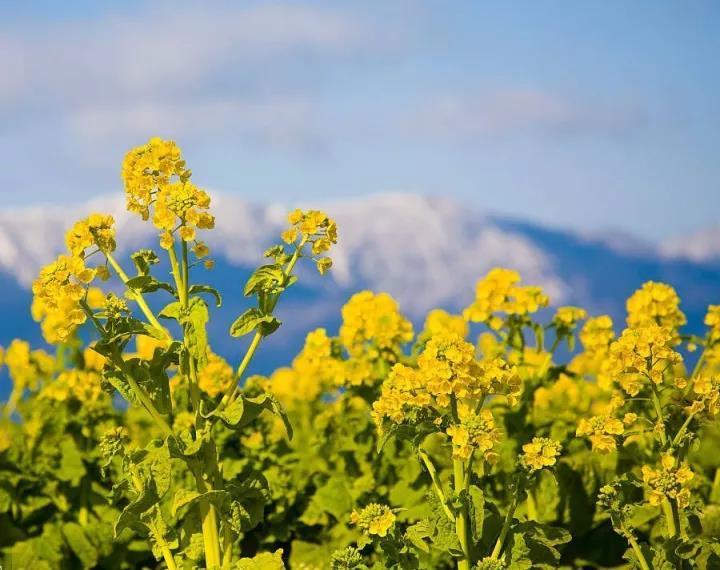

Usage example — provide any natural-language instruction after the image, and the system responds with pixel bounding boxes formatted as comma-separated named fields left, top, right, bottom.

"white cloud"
left=66, top=97, right=320, bottom=149
left=406, top=90, right=646, bottom=140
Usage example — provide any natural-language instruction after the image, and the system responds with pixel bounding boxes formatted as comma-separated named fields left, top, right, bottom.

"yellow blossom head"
left=626, top=281, right=686, bottom=333
left=350, top=503, right=395, bottom=537
left=520, top=437, right=562, bottom=472
left=463, top=267, right=549, bottom=324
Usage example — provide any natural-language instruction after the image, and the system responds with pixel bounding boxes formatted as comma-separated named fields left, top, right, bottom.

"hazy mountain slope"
left=0, top=193, right=718, bottom=384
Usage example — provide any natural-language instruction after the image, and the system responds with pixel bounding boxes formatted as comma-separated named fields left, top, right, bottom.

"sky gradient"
left=0, top=0, right=718, bottom=239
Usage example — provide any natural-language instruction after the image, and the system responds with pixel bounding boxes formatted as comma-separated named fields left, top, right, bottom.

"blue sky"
left=0, top=1, right=718, bottom=239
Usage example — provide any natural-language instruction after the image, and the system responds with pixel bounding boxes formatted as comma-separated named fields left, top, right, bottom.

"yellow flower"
left=576, top=415, right=624, bottom=453
left=31, top=255, right=95, bottom=343
left=553, top=306, right=588, bottom=329
left=122, top=137, right=214, bottom=246
left=521, top=437, right=562, bottom=472
left=282, top=209, right=337, bottom=273
left=266, top=328, right=344, bottom=405
left=626, top=281, right=686, bottom=333
left=65, top=213, right=116, bottom=257
left=41, top=370, right=104, bottom=403
left=447, top=406, right=501, bottom=462
left=350, top=503, right=395, bottom=537
left=422, top=309, right=469, bottom=339
left=339, top=291, right=413, bottom=358
left=197, top=352, right=234, bottom=397
left=463, top=268, right=548, bottom=324
left=642, top=453, right=694, bottom=508
left=705, top=305, right=720, bottom=340
left=192, top=242, right=210, bottom=259
left=607, top=324, right=682, bottom=396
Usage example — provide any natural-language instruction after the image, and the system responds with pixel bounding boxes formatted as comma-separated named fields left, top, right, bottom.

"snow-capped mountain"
left=1, top=192, right=719, bottom=376
left=662, top=226, right=720, bottom=265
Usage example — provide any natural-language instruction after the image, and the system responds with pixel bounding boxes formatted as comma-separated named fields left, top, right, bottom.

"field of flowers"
left=2, top=138, right=720, bottom=569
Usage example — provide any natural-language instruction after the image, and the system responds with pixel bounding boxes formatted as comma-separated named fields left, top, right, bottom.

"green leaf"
left=171, top=488, right=229, bottom=517
left=206, top=393, right=292, bottom=439
left=235, top=549, right=285, bottom=569
left=184, top=297, right=209, bottom=368
left=308, top=476, right=353, bottom=521
left=57, top=437, right=86, bottom=485
left=243, top=264, right=286, bottom=297
left=125, top=275, right=176, bottom=296
left=229, top=308, right=281, bottom=338
left=189, top=284, right=222, bottom=307
left=159, top=301, right=182, bottom=320
left=468, top=485, right=485, bottom=545
left=62, top=522, right=99, bottom=569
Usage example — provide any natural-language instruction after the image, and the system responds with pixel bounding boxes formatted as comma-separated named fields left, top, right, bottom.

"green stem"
left=662, top=498, right=679, bottom=538
left=160, top=545, right=178, bottom=570
left=490, top=487, right=520, bottom=560
left=453, top=458, right=471, bottom=570
left=650, top=385, right=668, bottom=446
left=220, top=331, right=263, bottom=408
left=672, top=413, right=696, bottom=447
left=106, top=253, right=168, bottom=336
left=418, top=450, right=454, bottom=522
left=526, top=488, right=538, bottom=521
left=627, top=533, right=651, bottom=570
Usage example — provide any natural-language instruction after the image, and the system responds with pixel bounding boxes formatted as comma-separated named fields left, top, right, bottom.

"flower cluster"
left=282, top=209, right=338, bottom=274
left=686, top=375, right=720, bottom=417
left=2, top=339, right=55, bottom=391
left=33, top=210, right=118, bottom=344
left=641, top=454, right=694, bottom=509
left=339, top=291, right=413, bottom=358
left=197, top=352, right=235, bottom=398
left=349, top=503, right=396, bottom=537
left=446, top=405, right=501, bottom=462
left=626, top=281, right=686, bottom=332
left=606, top=324, right=682, bottom=396
left=31, top=255, right=96, bottom=343
left=463, top=268, right=549, bottom=327
left=706, top=305, right=720, bottom=341
left=534, top=374, right=607, bottom=424
left=41, top=370, right=105, bottom=403
left=576, top=414, right=625, bottom=453
left=122, top=137, right=214, bottom=249
left=552, top=306, right=588, bottom=329
left=568, top=315, right=616, bottom=388
left=265, top=329, right=345, bottom=405
left=422, top=308, right=469, bottom=339
left=579, top=315, right=616, bottom=354
left=65, top=214, right=116, bottom=258
left=520, top=437, right=562, bottom=472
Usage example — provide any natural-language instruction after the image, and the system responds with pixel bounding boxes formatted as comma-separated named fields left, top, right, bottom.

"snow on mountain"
left=0, top=191, right=718, bottom=329
left=662, top=226, right=720, bottom=265
left=0, top=193, right=569, bottom=316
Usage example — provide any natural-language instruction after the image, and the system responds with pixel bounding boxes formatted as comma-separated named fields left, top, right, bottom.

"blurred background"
left=1, top=1, right=719, bottom=378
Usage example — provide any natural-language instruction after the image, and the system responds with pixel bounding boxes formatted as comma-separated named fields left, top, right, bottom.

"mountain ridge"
left=1, top=192, right=719, bottom=377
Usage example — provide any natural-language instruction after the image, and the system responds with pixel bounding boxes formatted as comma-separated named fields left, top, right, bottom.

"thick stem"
left=160, top=546, right=178, bottom=570
left=662, top=498, right=679, bottom=538
left=200, top=501, right=222, bottom=569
